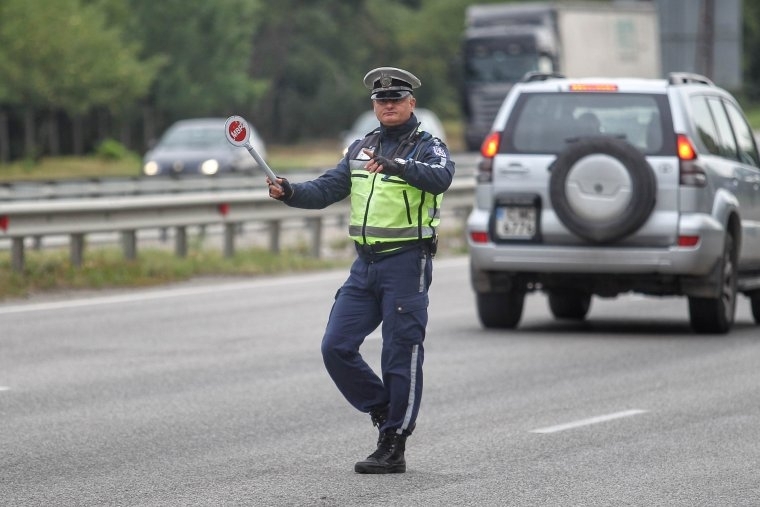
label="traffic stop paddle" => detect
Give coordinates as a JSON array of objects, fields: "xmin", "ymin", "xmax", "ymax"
[{"xmin": 224, "ymin": 115, "xmax": 281, "ymax": 189}]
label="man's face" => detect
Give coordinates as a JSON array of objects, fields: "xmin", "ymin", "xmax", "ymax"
[{"xmin": 372, "ymin": 96, "xmax": 416, "ymax": 127}]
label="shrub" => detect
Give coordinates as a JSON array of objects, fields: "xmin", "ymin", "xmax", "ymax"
[{"xmin": 96, "ymin": 139, "xmax": 133, "ymax": 161}]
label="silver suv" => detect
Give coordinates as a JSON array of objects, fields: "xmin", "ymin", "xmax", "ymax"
[{"xmin": 466, "ymin": 72, "xmax": 760, "ymax": 333}]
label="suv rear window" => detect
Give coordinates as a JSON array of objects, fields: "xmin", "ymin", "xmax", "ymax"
[{"xmin": 504, "ymin": 92, "xmax": 670, "ymax": 155}]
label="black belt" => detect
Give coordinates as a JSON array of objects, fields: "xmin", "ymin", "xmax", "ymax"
[{"xmin": 355, "ymin": 239, "xmax": 429, "ymax": 256}]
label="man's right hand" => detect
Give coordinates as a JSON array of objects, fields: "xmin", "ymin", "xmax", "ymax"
[{"xmin": 267, "ymin": 177, "xmax": 293, "ymax": 201}]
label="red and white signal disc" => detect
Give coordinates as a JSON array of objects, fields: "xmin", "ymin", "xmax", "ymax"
[{"xmin": 225, "ymin": 116, "xmax": 249, "ymax": 146}]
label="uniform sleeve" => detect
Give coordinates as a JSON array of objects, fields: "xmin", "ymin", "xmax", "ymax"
[
  {"xmin": 400, "ymin": 137, "xmax": 455, "ymax": 195},
  {"xmin": 284, "ymin": 155, "xmax": 352, "ymax": 209}
]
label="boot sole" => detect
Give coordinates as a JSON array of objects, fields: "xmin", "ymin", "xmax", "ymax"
[{"xmin": 354, "ymin": 463, "xmax": 406, "ymax": 474}]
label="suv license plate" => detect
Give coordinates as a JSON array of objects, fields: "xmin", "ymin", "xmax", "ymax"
[{"xmin": 495, "ymin": 205, "xmax": 537, "ymax": 239}]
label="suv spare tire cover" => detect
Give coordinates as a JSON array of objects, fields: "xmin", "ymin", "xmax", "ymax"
[{"xmin": 549, "ymin": 137, "xmax": 656, "ymax": 244}]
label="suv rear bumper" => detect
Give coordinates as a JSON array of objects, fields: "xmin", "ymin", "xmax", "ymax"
[
  {"xmin": 467, "ymin": 210, "xmax": 726, "ymax": 277},
  {"xmin": 469, "ymin": 238, "xmax": 723, "ymax": 275}
]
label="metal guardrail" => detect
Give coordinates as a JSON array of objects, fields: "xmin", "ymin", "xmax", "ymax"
[
  {"xmin": 0, "ymin": 174, "xmax": 268, "ymax": 201},
  {"xmin": 0, "ymin": 154, "xmax": 480, "ymax": 201},
  {"xmin": 0, "ymin": 177, "xmax": 475, "ymax": 272}
]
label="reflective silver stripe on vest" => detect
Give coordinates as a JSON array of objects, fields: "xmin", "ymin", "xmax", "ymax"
[{"xmin": 349, "ymin": 225, "xmax": 435, "ymax": 239}]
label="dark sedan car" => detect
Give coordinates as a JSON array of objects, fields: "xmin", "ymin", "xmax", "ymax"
[{"xmin": 142, "ymin": 118, "xmax": 267, "ymax": 176}]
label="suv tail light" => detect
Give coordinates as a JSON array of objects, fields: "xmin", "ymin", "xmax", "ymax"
[
  {"xmin": 677, "ymin": 134, "xmax": 707, "ymax": 187},
  {"xmin": 477, "ymin": 132, "xmax": 501, "ymax": 183},
  {"xmin": 678, "ymin": 235, "xmax": 700, "ymax": 247}
]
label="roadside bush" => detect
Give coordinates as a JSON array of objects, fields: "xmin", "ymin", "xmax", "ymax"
[{"xmin": 96, "ymin": 139, "xmax": 134, "ymax": 161}]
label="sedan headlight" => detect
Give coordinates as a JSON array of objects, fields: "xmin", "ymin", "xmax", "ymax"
[
  {"xmin": 143, "ymin": 161, "xmax": 159, "ymax": 176},
  {"xmin": 201, "ymin": 159, "xmax": 219, "ymax": 175}
]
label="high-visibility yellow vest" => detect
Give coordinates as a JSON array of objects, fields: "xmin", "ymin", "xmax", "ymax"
[{"xmin": 347, "ymin": 131, "xmax": 443, "ymax": 245}]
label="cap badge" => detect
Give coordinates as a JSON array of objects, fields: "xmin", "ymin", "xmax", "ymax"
[{"xmin": 380, "ymin": 76, "xmax": 392, "ymax": 88}]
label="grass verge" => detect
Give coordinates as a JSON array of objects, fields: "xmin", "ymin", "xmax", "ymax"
[
  {"xmin": 0, "ymin": 141, "xmax": 345, "ymax": 181},
  {"xmin": 0, "ymin": 246, "xmax": 350, "ymax": 301},
  {"xmin": 0, "ymin": 225, "xmax": 468, "ymax": 302}
]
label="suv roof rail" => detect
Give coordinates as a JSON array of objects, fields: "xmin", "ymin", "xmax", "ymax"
[
  {"xmin": 668, "ymin": 72, "xmax": 714, "ymax": 86},
  {"xmin": 521, "ymin": 71, "xmax": 566, "ymax": 83}
]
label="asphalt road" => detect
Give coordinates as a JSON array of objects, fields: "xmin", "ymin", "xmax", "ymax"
[{"xmin": 2, "ymin": 255, "xmax": 759, "ymax": 506}]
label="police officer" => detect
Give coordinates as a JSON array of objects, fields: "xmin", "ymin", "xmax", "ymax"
[{"xmin": 267, "ymin": 67, "xmax": 455, "ymax": 474}]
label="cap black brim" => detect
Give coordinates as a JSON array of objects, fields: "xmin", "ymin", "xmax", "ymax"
[{"xmin": 371, "ymin": 90, "xmax": 412, "ymax": 100}]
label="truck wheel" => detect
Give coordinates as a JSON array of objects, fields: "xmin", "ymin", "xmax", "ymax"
[
  {"xmin": 750, "ymin": 291, "xmax": 760, "ymax": 324},
  {"xmin": 688, "ymin": 233, "xmax": 738, "ymax": 334},
  {"xmin": 548, "ymin": 290, "xmax": 591, "ymax": 320},
  {"xmin": 549, "ymin": 137, "xmax": 656, "ymax": 244},
  {"xmin": 476, "ymin": 291, "xmax": 525, "ymax": 329}
]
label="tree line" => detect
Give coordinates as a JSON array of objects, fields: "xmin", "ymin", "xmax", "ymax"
[
  {"xmin": 0, "ymin": 0, "xmax": 470, "ymax": 162},
  {"xmin": 0, "ymin": 0, "xmax": 758, "ymax": 163}
]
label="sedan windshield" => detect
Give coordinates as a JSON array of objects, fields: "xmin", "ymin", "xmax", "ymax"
[{"xmin": 160, "ymin": 126, "xmax": 228, "ymax": 149}]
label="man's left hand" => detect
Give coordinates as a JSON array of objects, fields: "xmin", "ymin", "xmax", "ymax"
[{"xmin": 363, "ymin": 149, "xmax": 406, "ymax": 176}]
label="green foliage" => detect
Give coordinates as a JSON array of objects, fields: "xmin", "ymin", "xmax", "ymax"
[
  {"xmin": 1, "ymin": 0, "xmax": 759, "ymax": 153},
  {"xmin": 744, "ymin": 0, "xmax": 760, "ymax": 101},
  {"xmin": 380, "ymin": 0, "xmax": 477, "ymax": 118},
  {"xmin": 95, "ymin": 139, "xmax": 134, "ymax": 161},
  {"xmin": 249, "ymin": 1, "xmax": 375, "ymax": 141},
  {"xmin": 127, "ymin": 0, "xmax": 264, "ymax": 119},
  {"xmin": 0, "ymin": 0, "xmax": 161, "ymax": 113},
  {"xmin": 246, "ymin": 0, "xmax": 506, "ymax": 142},
  {"xmin": 742, "ymin": 104, "xmax": 760, "ymax": 130}
]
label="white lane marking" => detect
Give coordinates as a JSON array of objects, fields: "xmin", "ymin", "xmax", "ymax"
[
  {"xmin": 0, "ymin": 386, "xmax": 10, "ymax": 392},
  {"xmin": 0, "ymin": 256, "xmax": 468, "ymax": 315},
  {"xmin": 530, "ymin": 409, "xmax": 648, "ymax": 434}
]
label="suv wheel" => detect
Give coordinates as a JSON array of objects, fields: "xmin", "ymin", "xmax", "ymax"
[
  {"xmin": 549, "ymin": 137, "xmax": 657, "ymax": 244},
  {"xmin": 476, "ymin": 291, "xmax": 525, "ymax": 329},
  {"xmin": 548, "ymin": 290, "xmax": 591, "ymax": 320},
  {"xmin": 688, "ymin": 233, "xmax": 738, "ymax": 334}
]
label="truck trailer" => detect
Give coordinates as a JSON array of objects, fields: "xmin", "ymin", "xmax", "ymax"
[{"xmin": 462, "ymin": 1, "xmax": 661, "ymax": 151}]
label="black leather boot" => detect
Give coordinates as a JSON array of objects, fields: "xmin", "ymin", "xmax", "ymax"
[
  {"xmin": 369, "ymin": 406, "xmax": 388, "ymax": 432},
  {"xmin": 354, "ymin": 431, "xmax": 407, "ymax": 474},
  {"xmin": 369, "ymin": 406, "xmax": 415, "ymax": 435}
]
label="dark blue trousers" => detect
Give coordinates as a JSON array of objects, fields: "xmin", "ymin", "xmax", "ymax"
[{"xmin": 321, "ymin": 245, "xmax": 432, "ymax": 435}]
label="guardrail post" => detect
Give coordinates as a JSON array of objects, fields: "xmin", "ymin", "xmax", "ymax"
[
  {"xmin": 268, "ymin": 220, "xmax": 281, "ymax": 254},
  {"xmin": 11, "ymin": 237, "xmax": 25, "ymax": 272},
  {"xmin": 122, "ymin": 230, "xmax": 137, "ymax": 260},
  {"xmin": 223, "ymin": 223, "xmax": 236, "ymax": 258},
  {"xmin": 175, "ymin": 226, "xmax": 187, "ymax": 258},
  {"xmin": 306, "ymin": 217, "xmax": 322, "ymax": 258},
  {"xmin": 70, "ymin": 233, "xmax": 85, "ymax": 267}
]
